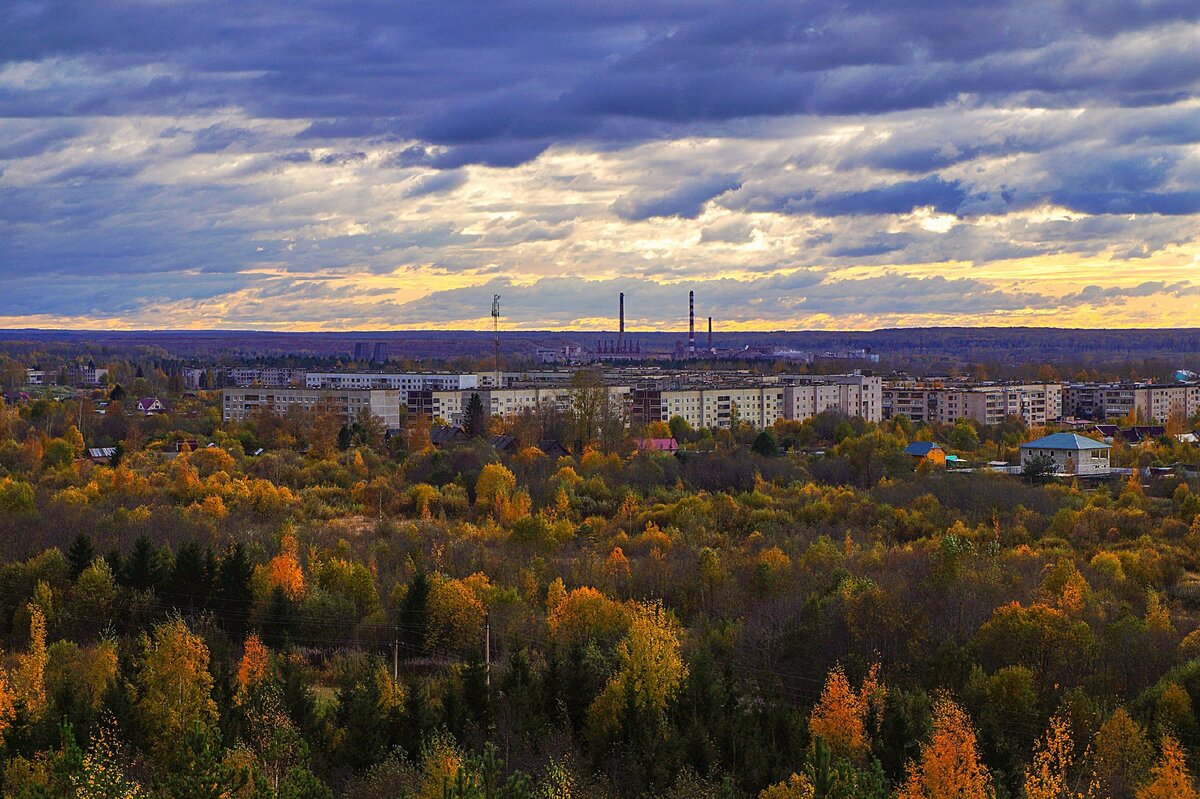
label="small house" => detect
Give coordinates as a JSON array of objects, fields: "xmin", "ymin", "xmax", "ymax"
[
  {"xmin": 903, "ymin": 441, "xmax": 946, "ymax": 466},
  {"xmin": 636, "ymin": 437, "xmax": 680, "ymax": 453},
  {"xmin": 136, "ymin": 397, "xmax": 167, "ymax": 415},
  {"xmin": 1020, "ymin": 432, "xmax": 1110, "ymax": 476}
]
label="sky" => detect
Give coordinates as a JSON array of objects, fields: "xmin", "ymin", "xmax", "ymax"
[{"xmin": 2, "ymin": 0, "xmax": 1200, "ymax": 331}]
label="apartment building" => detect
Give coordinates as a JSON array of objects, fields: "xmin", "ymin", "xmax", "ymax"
[
  {"xmin": 222, "ymin": 388, "xmax": 402, "ymax": 428},
  {"xmin": 305, "ymin": 371, "xmax": 478, "ymax": 392},
  {"xmin": 409, "ymin": 385, "xmax": 630, "ymax": 426},
  {"xmin": 882, "ymin": 381, "xmax": 1062, "ymax": 426},
  {"xmin": 781, "ymin": 374, "xmax": 883, "ymax": 422},
  {"xmin": 228, "ymin": 368, "xmax": 305, "ymax": 387},
  {"xmin": 935, "ymin": 384, "xmax": 1062, "ymax": 426},
  {"xmin": 66, "ymin": 362, "xmax": 108, "ymax": 387},
  {"xmin": 881, "ymin": 385, "xmax": 937, "ymax": 423},
  {"xmin": 1063, "ymin": 383, "xmax": 1200, "ymax": 423},
  {"xmin": 631, "ymin": 385, "xmax": 786, "ymax": 429}
]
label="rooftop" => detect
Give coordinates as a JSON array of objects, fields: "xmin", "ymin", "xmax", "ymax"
[{"xmin": 1021, "ymin": 432, "xmax": 1110, "ymax": 450}]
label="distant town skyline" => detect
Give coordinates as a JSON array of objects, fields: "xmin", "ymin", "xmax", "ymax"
[{"xmin": 2, "ymin": 1, "xmax": 1200, "ymax": 330}]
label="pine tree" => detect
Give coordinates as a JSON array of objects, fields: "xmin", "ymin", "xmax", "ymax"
[
  {"xmin": 157, "ymin": 721, "xmax": 248, "ymax": 799},
  {"xmin": 68, "ymin": 533, "xmax": 96, "ymax": 580},
  {"xmin": 465, "ymin": 393, "xmax": 488, "ymax": 438}
]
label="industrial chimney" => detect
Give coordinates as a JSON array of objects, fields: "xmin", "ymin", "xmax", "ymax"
[
  {"xmin": 688, "ymin": 291, "xmax": 696, "ymax": 355},
  {"xmin": 708, "ymin": 316, "xmax": 713, "ymax": 350},
  {"xmin": 618, "ymin": 292, "xmax": 625, "ymax": 352}
]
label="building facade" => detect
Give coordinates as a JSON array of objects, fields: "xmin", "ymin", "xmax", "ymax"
[{"xmin": 222, "ymin": 388, "xmax": 402, "ymax": 428}]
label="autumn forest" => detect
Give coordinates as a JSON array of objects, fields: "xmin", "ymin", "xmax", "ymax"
[{"xmin": 3, "ymin": 363, "xmax": 1200, "ymax": 799}]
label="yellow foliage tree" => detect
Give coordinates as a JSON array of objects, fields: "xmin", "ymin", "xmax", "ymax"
[
  {"xmin": 1025, "ymin": 713, "xmax": 1082, "ymax": 799},
  {"xmin": 897, "ymin": 696, "xmax": 993, "ymax": 799},
  {"xmin": 589, "ymin": 601, "xmax": 688, "ymax": 733},
  {"xmin": 475, "ymin": 463, "xmax": 517, "ymax": 516},
  {"xmin": 1138, "ymin": 735, "xmax": 1198, "ymax": 799},
  {"xmin": 1091, "ymin": 707, "xmax": 1153, "ymax": 798},
  {"xmin": 13, "ymin": 603, "xmax": 48, "ymax": 718},
  {"xmin": 547, "ymin": 587, "xmax": 629, "ymax": 647},
  {"xmin": 758, "ymin": 773, "xmax": 815, "ymax": 799},
  {"xmin": 73, "ymin": 716, "xmax": 145, "ymax": 799},
  {"xmin": 135, "ymin": 618, "xmax": 218, "ymax": 757}
]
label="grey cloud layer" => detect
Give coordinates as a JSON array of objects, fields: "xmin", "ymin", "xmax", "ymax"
[{"xmin": 2, "ymin": 0, "xmax": 1200, "ymax": 324}]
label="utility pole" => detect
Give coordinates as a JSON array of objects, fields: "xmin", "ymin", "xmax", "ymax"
[
  {"xmin": 491, "ymin": 294, "xmax": 501, "ymax": 390},
  {"xmin": 393, "ymin": 625, "xmax": 399, "ymax": 681},
  {"xmin": 484, "ymin": 611, "xmax": 491, "ymax": 688}
]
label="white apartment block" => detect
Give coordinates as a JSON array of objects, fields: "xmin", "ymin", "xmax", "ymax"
[
  {"xmin": 412, "ymin": 385, "xmax": 630, "ymax": 426},
  {"xmin": 306, "ymin": 371, "xmax": 478, "ymax": 392},
  {"xmin": 222, "ymin": 388, "xmax": 402, "ymax": 429}
]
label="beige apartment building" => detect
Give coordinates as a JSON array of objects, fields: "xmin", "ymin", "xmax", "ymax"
[
  {"xmin": 1063, "ymin": 383, "xmax": 1200, "ymax": 422},
  {"xmin": 782, "ymin": 374, "xmax": 883, "ymax": 422},
  {"xmin": 222, "ymin": 388, "xmax": 402, "ymax": 429},
  {"xmin": 882, "ymin": 382, "xmax": 1062, "ymax": 427}
]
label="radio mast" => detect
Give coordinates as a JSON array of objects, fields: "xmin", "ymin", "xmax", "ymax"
[{"xmin": 491, "ymin": 294, "xmax": 501, "ymax": 388}]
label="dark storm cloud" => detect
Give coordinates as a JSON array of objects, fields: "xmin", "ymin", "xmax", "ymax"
[
  {"xmin": 731, "ymin": 176, "xmax": 968, "ymax": 217},
  {"xmin": 614, "ymin": 174, "xmax": 742, "ymax": 220},
  {"xmin": 3, "ymin": 0, "xmax": 1200, "ymax": 324}
]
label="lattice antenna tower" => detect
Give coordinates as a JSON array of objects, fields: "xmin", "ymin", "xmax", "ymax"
[{"xmin": 491, "ymin": 294, "xmax": 502, "ymax": 388}]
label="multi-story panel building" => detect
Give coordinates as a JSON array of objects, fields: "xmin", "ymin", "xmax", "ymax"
[
  {"xmin": 884, "ymin": 381, "xmax": 1062, "ymax": 426},
  {"xmin": 227, "ymin": 368, "xmax": 305, "ymax": 387},
  {"xmin": 881, "ymin": 385, "xmax": 937, "ymax": 422},
  {"xmin": 305, "ymin": 371, "xmax": 478, "ymax": 392},
  {"xmin": 632, "ymin": 386, "xmax": 786, "ymax": 429},
  {"xmin": 66, "ymin": 362, "xmax": 108, "ymax": 387},
  {"xmin": 411, "ymin": 385, "xmax": 629, "ymax": 426},
  {"xmin": 935, "ymin": 383, "xmax": 1062, "ymax": 426},
  {"xmin": 1063, "ymin": 382, "xmax": 1200, "ymax": 423},
  {"xmin": 782, "ymin": 374, "xmax": 883, "ymax": 422},
  {"xmin": 222, "ymin": 388, "xmax": 402, "ymax": 428}
]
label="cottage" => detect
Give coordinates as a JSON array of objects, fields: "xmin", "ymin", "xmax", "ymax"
[
  {"xmin": 903, "ymin": 441, "xmax": 946, "ymax": 466},
  {"xmin": 136, "ymin": 397, "xmax": 168, "ymax": 415},
  {"xmin": 1020, "ymin": 432, "xmax": 1110, "ymax": 476},
  {"xmin": 636, "ymin": 437, "xmax": 680, "ymax": 453}
]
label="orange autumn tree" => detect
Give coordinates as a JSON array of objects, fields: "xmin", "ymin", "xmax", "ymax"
[
  {"xmin": 256, "ymin": 530, "xmax": 305, "ymax": 601},
  {"xmin": 236, "ymin": 633, "xmax": 272, "ymax": 700},
  {"xmin": 809, "ymin": 663, "xmax": 885, "ymax": 762},
  {"xmin": 0, "ymin": 655, "xmax": 15, "ymax": 737},
  {"xmin": 1138, "ymin": 735, "xmax": 1199, "ymax": 799},
  {"xmin": 898, "ymin": 696, "xmax": 993, "ymax": 799}
]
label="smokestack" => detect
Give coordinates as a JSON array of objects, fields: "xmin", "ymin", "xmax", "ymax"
[
  {"xmin": 708, "ymin": 316, "xmax": 712, "ymax": 350},
  {"xmin": 688, "ymin": 291, "xmax": 696, "ymax": 354},
  {"xmin": 619, "ymin": 292, "xmax": 625, "ymax": 351}
]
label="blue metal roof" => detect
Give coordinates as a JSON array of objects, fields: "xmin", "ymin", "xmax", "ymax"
[
  {"xmin": 1020, "ymin": 432, "xmax": 1110, "ymax": 450},
  {"xmin": 904, "ymin": 441, "xmax": 943, "ymax": 456}
]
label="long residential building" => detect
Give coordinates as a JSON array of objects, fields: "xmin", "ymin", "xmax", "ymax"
[
  {"xmin": 306, "ymin": 371, "xmax": 478, "ymax": 392},
  {"xmin": 410, "ymin": 385, "xmax": 631, "ymax": 426},
  {"xmin": 1063, "ymin": 382, "xmax": 1200, "ymax": 423},
  {"xmin": 222, "ymin": 388, "xmax": 402, "ymax": 428},
  {"xmin": 881, "ymin": 382, "xmax": 1062, "ymax": 426}
]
